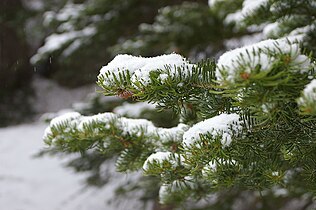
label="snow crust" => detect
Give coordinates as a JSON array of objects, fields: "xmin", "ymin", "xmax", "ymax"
[
  {"xmin": 157, "ymin": 123, "xmax": 189, "ymax": 144},
  {"xmin": 302, "ymin": 79, "xmax": 316, "ymax": 98},
  {"xmin": 183, "ymin": 113, "xmax": 242, "ymax": 147},
  {"xmin": 45, "ymin": 111, "xmax": 153, "ymax": 138},
  {"xmin": 50, "ymin": 112, "xmax": 81, "ymax": 128},
  {"xmin": 44, "ymin": 111, "xmax": 188, "ymax": 146},
  {"xmin": 143, "ymin": 151, "xmax": 172, "ymax": 170},
  {"xmin": 216, "ymin": 38, "xmax": 311, "ymax": 83},
  {"xmin": 119, "ymin": 118, "xmax": 156, "ymax": 136},
  {"xmin": 242, "ymin": 0, "xmax": 268, "ymax": 16},
  {"xmin": 224, "ymin": 0, "xmax": 268, "ymax": 24},
  {"xmin": 78, "ymin": 113, "xmax": 116, "ymax": 131},
  {"xmin": 142, "ymin": 151, "xmax": 184, "ymax": 171},
  {"xmin": 44, "ymin": 112, "xmax": 81, "ymax": 139},
  {"xmin": 298, "ymin": 79, "xmax": 316, "ymax": 106},
  {"xmin": 289, "ymin": 24, "xmax": 315, "ymax": 37},
  {"xmin": 263, "ymin": 22, "xmax": 281, "ymax": 38},
  {"xmin": 99, "ymin": 54, "xmax": 194, "ymax": 87},
  {"xmin": 224, "ymin": 10, "xmax": 243, "ymax": 24},
  {"xmin": 113, "ymin": 102, "xmax": 156, "ymax": 118}
]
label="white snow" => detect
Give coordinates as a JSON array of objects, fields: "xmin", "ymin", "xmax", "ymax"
[
  {"xmin": 157, "ymin": 123, "xmax": 189, "ymax": 144},
  {"xmin": 158, "ymin": 184, "xmax": 169, "ymax": 204},
  {"xmin": 224, "ymin": 10, "xmax": 244, "ymax": 24},
  {"xmin": 224, "ymin": 0, "xmax": 268, "ymax": 24},
  {"xmin": 158, "ymin": 73, "xmax": 169, "ymax": 83},
  {"xmin": 43, "ymin": 112, "xmax": 81, "ymax": 140},
  {"xmin": 216, "ymin": 38, "xmax": 311, "ymax": 83},
  {"xmin": 241, "ymin": 0, "xmax": 268, "ymax": 16},
  {"xmin": 202, "ymin": 161, "xmax": 217, "ymax": 177},
  {"xmin": 43, "ymin": 2, "xmax": 84, "ymax": 26},
  {"xmin": 62, "ymin": 39, "xmax": 82, "ymax": 57},
  {"xmin": 208, "ymin": 0, "xmax": 224, "ymax": 7},
  {"xmin": 263, "ymin": 22, "xmax": 281, "ymax": 38},
  {"xmin": 289, "ymin": 24, "xmax": 315, "ymax": 37},
  {"xmin": 113, "ymin": 102, "xmax": 156, "ymax": 118},
  {"xmin": 143, "ymin": 151, "xmax": 184, "ymax": 171},
  {"xmin": 263, "ymin": 20, "xmax": 315, "ymax": 39},
  {"xmin": 119, "ymin": 118, "xmax": 156, "ymax": 136},
  {"xmin": 55, "ymin": 3, "xmax": 85, "ymax": 22},
  {"xmin": 298, "ymin": 79, "xmax": 316, "ymax": 106},
  {"xmin": 183, "ymin": 113, "xmax": 242, "ymax": 147},
  {"xmin": 50, "ymin": 112, "xmax": 81, "ymax": 128},
  {"xmin": 99, "ymin": 54, "xmax": 194, "ymax": 87},
  {"xmin": 302, "ymin": 79, "xmax": 316, "ymax": 98},
  {"xmin": 77, "ymin": 113, "xmax": 116, "ymax": 131},
  {"xmin": 43, "ymin": 11, "xmax": 55, "ymax": 26},
  {"xmin": 0, "ymin": 123, "xmax": 144, "ymax": 210},
  {"xmin": 31, "ymin": 27, "xmax": 96, "ymax": 64},
  {"xmin": 143, "ymin": 151, "xmax": 172, "ymax": 170},
  {"xmin": 44, "ymin": 110, "xmax": 187, "ymax": 145},
  {"xmin": 118, "ymin": 117, "xmax": 187, "ymax": 141}
]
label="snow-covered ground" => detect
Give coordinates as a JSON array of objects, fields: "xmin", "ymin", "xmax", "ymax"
[
  {"xmin": 32, "ymin": 76, "xmax": 96, "ymax": 114},
  {"xmin": 0, "ymin": 77, "xmax": 146, "ymax": 210},
  {"xmin": 0, "ymin": 123, "xmax": 112, "ymax": 210}
]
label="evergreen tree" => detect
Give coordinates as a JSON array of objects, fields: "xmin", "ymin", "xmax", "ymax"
[{"xmin": 43, "ymin": 0, "xmax": 316, "ymax": 209}]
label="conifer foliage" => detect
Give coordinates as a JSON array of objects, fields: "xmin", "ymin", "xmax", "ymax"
[{"xmin": 43, "ymin": 0, "xmax": 316, "ymax": 209}]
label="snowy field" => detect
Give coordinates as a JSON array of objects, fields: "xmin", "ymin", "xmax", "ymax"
[
  {"xmin": 0, "ymin": 123, "xmax": 117, "ymax": 210},
  {"xmin": 0, "ymin": 78, "xmax": 145, "ymax": 210}
]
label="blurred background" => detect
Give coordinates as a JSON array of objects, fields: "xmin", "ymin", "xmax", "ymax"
[
  {"xmin": 1, "ymin": 0, "xmax": 315, "ymax": 209},
  {"xmin": 0, "ymin": 0, "xmax": 237, "ymax": 126}
]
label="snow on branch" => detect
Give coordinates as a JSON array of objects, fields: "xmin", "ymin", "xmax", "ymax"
[
  {"xmin": 98, "ymin": 53, "xmax": 194, "ymax": 87},
  {"xmin": 183, "ymin": 113, "xmax": 242, "ymax": 148},
  {"xmin": 224, "ymin": 0, "xmax": 268, "ymax": 24},
  {"xmin": 298, "ymin": 79, "xmax": 316, "ymax": 114},
  {"xmin": 44, "ymin": 111, "xmax": 188, "ymax": 148},
  {"xmin": 241, "ymin": 0, "xmax": 268, "ymax": 17},
  {"xmin": 216, "ymin": 37, "xmax": 312, "ymax": 84}
]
